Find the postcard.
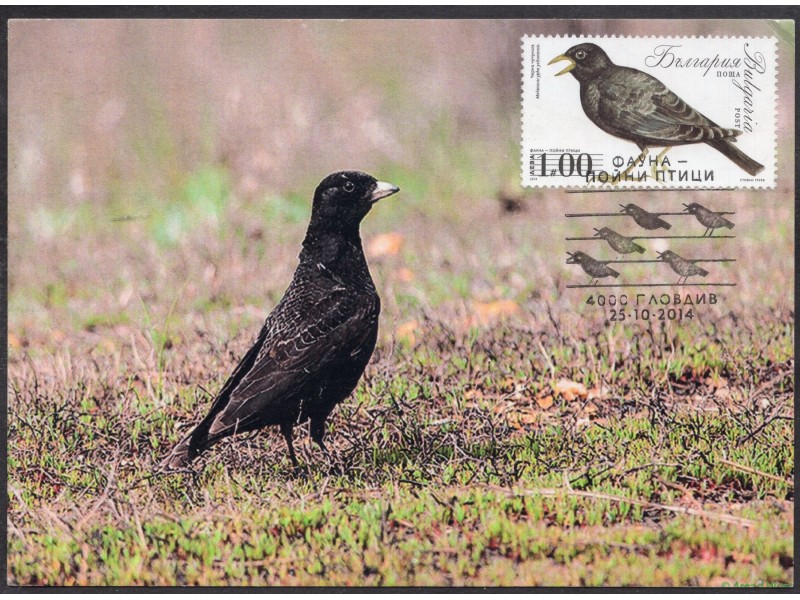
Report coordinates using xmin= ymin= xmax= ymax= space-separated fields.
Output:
xmin=7 ymin=13 xmax=795 ymax=589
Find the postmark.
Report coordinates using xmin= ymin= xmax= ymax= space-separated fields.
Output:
xmin=521 ymin=36 xmax=777 ymax=188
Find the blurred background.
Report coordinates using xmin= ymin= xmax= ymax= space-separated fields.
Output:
xmin=8 ymin=19 xmax=795 ymax=349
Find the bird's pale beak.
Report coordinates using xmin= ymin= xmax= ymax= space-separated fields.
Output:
xmin=370 ymin=181 xmax=400 ymax=204
xmin=548 ymin=54 xmax=576 ymax=76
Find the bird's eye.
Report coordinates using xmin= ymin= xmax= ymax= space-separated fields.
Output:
xmin=343 ymin=181 xmax=355 ymax=193
xmin=575 ymin=50 xmax=586 ymax=60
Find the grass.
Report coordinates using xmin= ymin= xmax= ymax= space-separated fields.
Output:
xmin=7 ymin=19 xmax=795 ymax=587
xmin=8 ymin=287 xmax=794 ymax=586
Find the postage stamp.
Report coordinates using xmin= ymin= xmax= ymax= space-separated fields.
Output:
xmin=521 ymin=36 xmax=778 ymax=188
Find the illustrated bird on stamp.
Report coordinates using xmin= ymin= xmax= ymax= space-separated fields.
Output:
xmin=522 ymin=36 xmax=777 ymax=189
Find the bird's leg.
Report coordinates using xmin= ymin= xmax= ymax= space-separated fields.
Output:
xmin=706 ymin=227 xmax=713 ymax=237
xmin=613 ymin=146 xmax=648 ymax=185
xmin=311 ymin=418 xmax=338 ymax=474
xmin=650 ymin=147 xmax=672 ymax=182
xmin=310 ymin=419 xmax=330 ymax=455
xmin=280 ymin=422 xmax=299 ymax=468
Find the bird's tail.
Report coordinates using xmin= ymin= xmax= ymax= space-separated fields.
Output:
xmin=609 ymin=266 xmax=620 ymax=278
xmin=722 ymin=218 xmax=735 ymax=229
xmin=158 ymin=433 xmax=194 ymax=471
xmin=158 ymin=427 xmax=210 ymax=472
xmin=633 ymin=243 xmax=645 ymax=254
xmin=707 ymin=138 xmax=764 ymax=177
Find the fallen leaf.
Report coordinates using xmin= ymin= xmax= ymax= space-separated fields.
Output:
xmin=505 ymin=411 xmax=522 ymax=430
xmin=695 ymin=543 xmax=719 ymax=563
xmin=705 ymin=376 xmax=728 ymax=389
xmin=464 ymin=388 xmax=482 ymax=401
xmin=367 ymin=232 xmax=404 ymax=258
xmin=500 ymin=377 xmax=516 ymax=391
xmin=394 ymin=267 xmax=415 ymax=282
xmin=714 ymin=387 xmax=731 ymax=400
xmin=730 ymin=551 xmax=755 ymax=564
xmin=587 ymin=385 xmax=610 ymax=401
xmin=96 ymin=338 xmax=117 ymax=354
xmin=8 ymin=333 xmax=21 ymax=349
xmin=536 ymin=395 xmax=554 ymax=409
xmin=396 ymin=320 xmax=419 ymax=346
xmin=491 ymin=402 xmax=506 ymax=413
xmin=118 ymin=285 xmax=134 ymax=308
xmin=553 ymin=379 xmax=587 ymax=401
xmin=473 ymin=299 xmax=520 ymax=325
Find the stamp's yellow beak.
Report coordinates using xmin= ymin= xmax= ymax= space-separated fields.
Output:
xmin=548 ymin=54 xmax=576 ymax=76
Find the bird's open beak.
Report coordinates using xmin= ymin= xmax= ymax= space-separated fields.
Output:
xmin=566 ymin=252 xmax=575 ymax=264
xmin=656 ymin=252 xmax=664 ymax=260
xmin=682 ymin=203 xmax=691 ymax=212
xmin=370 ymin=181 xmax=400 ymax=204
xmin=619 ymin=204 xmax=627 ymax=212
xmin=592 ymin=228 xmax=601 ymax=237
xmin=548 ymin=54 xmax=576 ymax=76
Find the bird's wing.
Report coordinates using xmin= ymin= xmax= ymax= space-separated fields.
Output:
xmin=598 ymin=68 xmax=737 ymax=143
xmin=189 ymin=282 xmax=378 ymax=448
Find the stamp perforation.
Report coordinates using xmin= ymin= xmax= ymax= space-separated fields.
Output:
xmin=521 ymin=34 xmax=779 ymax=190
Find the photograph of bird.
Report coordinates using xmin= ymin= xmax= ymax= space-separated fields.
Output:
xmin=593 ymin=227 xmax=645 ymax=256
xmin=620 ymin=203 xmax=672 ymax=231
xmin=683 ymin=202 xmax=735 ymax=237
xmin=567 ymin=251 xmax=620 ymax=285
xmin=657 ymin=250 xmax=709 ymax=284
xmin=549 ymin=43 xmax=764 ymax=178
xmin=162 ymin=171 xmax=400 ymax=470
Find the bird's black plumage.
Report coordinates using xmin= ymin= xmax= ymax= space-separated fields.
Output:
xmin=163 ymin=171 xmax=400 ymax=470
xmin=593 ymin=227 xmax=645 ymax=254
xmin=657 ymin=250 xmax=709 ymax=284
xmin=550 ymin=43 xmax=764 ymax=177
xmin=683 ymin=202 xmax=735 ymax=236
xmin=567 ymin=251 xmax=619 ymax=284
xmin=620 ymin=203 xmax=672 ymax=231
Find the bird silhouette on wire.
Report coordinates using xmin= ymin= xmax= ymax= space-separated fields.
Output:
xmin=567 ymin=251 xmax=620 ymax=285
xmin=162 ymin=171 xmax=400 ymax=471
xmin=620 ymin=203 xmax=672 ymax=231
xmin=594 ymin=227 xmax=645 ymax=256
xmin=683 ymin=202 xmax=735 ymax=237
xmin=657 ymin=250 xmax=709 ymax=284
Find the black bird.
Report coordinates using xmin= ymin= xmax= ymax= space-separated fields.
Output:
xmin=683 ymin=202 xmax=735 ymax=237
xmin=549 ymin=43 xmax=764 ymax=177
xmin=620 ymin=203 xmax=672 ymax=231
xmin=567 ymin=251 xmax=620 ymax=285
xmin=657 ymin=250 xmax=709 ymax=284
xmin=163 ymin=171 xmax=400 ymax=469
xmin=593 ymin=227 xmax=645 ymax=255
